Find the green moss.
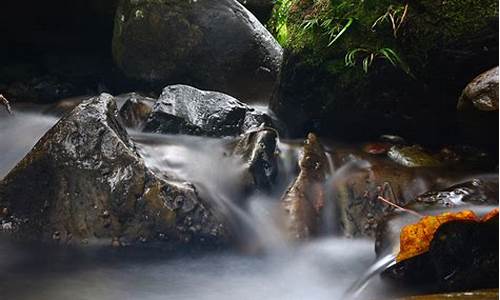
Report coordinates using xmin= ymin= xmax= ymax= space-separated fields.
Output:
xmin=270 ymin=0 xmax=498 ymax=76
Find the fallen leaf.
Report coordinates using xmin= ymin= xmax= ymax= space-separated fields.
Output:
xmin=397 ymin=208 xmax=498 ymax=262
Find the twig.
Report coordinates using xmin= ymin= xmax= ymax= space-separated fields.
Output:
xmin=0 ymin=94 xmax=13 ymax=114
xmin=377 ymin=195 xmax=424 ymax=218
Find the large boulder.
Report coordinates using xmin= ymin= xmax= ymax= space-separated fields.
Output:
xmin=112 ymin=0 xmax=283 ymax=103
xmin=0 ymin=94 xmax=226 ymax=246
xmin=142 ymin=85 xmax=274 ymax=137
xmin=269 ymin=0 xmax=498 ymax=141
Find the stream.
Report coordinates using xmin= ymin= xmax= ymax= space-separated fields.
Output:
xmin=0 ymin=106 xmax=494 ymax=300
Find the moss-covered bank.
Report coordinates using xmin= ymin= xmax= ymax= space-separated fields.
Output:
xmin=269 ymin=0 xmax=498 ymax=146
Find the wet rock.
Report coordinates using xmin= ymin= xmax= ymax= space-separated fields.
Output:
xmin=380 ymin=135 xmax=406 ymax=145
xmin=231 ymin=128 xmax=279 ymax=193
xmin=142 ymin=85 xmax=274 ymax=137
xmin=237 ymin=0 xmax=274 ymax=23
xmin=117 ymin=92 xmax=155 ymax=129
xmin=362 ymin=142 xmax=392 ymax=155
xmin=282 ymin=133 xmax=330 ymax=239
xmin=411 ymin=178 xmax=499 ymax=210
xmin=381 ymin=213 xmax=498 ymax=293
xmin=388 ymin=146 xmax=442 ymax=168
xmin=112 ymin=0 xmax=282 ymax=103
xmin=332 ymin=160 xmax=429 ymax=238
xmin=0 ymin=93 xmax=226 ymax=245
xmin=458 ymin=67 xmax=499 ymax=112
xmin=375 ymin=176 xmax=499 ymax=256
xmin=0 ymin=94 xmax=13 ymax=115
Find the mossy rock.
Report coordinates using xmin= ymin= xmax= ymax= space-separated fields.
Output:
xmin=112 ymin=0 xmax=283 ymax=103
xmin=269 ymin=0 xmax=498 ymax=143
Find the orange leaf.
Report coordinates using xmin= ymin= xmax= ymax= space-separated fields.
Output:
xmin=396 ymin=209 xmax=498 ymax=262
xmin=481 ymin=208 xmax=499 ymax=222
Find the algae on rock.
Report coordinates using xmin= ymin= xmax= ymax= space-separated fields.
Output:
xmin=269 ymin=0 xmax=499 ymax=141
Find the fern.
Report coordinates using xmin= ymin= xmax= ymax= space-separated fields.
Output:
xmin=345 ymin=47 xmax=413 ymax=76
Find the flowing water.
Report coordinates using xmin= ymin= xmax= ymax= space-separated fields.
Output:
xmin=0 ymin=111 xmax=58 ymax=178
xmin=0 ymin=107 xmax=494 ymax=299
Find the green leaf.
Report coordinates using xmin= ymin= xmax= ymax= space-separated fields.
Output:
xmin=327 ymin=17 xmax=354 ymax=47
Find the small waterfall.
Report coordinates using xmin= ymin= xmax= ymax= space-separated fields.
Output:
xmin=322 ymin=159 xmax=372 ymax=235
xmin=133 ymin=132 xmax=296 ymax=252
xmin=0 ymin=112 xmax=59 ymax=178
xmin=344 ymin=254 xmax=397 ymax=298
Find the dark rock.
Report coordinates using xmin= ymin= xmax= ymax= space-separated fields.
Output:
xmin=5 ymin=76 xmax=81 ymax=104
xmin=282 ymin=133 xmax=330 ymax=239
xmin=381 ymin=214 xmax=499 ymax=293
xmin=237 ymin=0 xmax=275 ymax=23
xmin=142 ymin=85 xmax=274 ymax=137
xmin=457 ymin=67 xmax=499 ymax=150
xmin=117 ymin=92 xmax=155 ymax=128
xmin=0 ymin=93 xmax=226 ymax=246
xmin=1 ymin=1 xmax=117 ymax=55
xmin=458 ymin=67 xmax=499 ymax=112
xmin=112 ymin=0 xmax=282 ymax=103
xmin=231 ymin=128 xmax=279 ymax=193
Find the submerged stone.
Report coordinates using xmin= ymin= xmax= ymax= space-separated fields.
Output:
xmin=399 ymin=289 xmax=498 ymax=300
xmin=388 ymin=146 xmax=442 ymax=168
